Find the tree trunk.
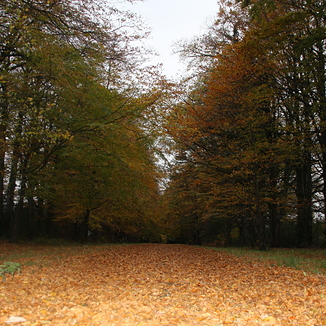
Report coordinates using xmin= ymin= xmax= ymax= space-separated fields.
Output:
xmin=27 ymin=196 xmax=36 ymax=239
xmin=0 ymin=82 xmax=10 ymax=238
xmin=313 ymin=6 xmax=326 ymax=248
xmin=296 ymin=155 xmax=313 ymax=247
xmin=269 ymin=202 xmax=280 ymax=247
xmin=80 ymin=209 xmax=91 ymax=243
xmin=0 ymin=135 xmax=5 ymax=237
xmin=6 ymin=156 xmax=19 ymax=243
xmin=0 ymin=154 xmax=5 ymax=238
xmin=268 ymin=165 xmax=281 ymax=247
xmin=253 ymin=172 xmax=267 ymax=250
xmin=321 ymin=150 xmax=326 ymax=247
xmin=9 ymin=158 xmax=29 ymax=243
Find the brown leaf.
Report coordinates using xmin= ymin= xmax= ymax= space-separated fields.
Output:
xmin=1 ymin=243 xmax=326 ymax=325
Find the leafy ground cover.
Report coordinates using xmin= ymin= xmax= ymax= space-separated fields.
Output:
xmin=212 ymin=247 xmax=326 ymax=275
xmin=0 ymin=243 xmax=326 ymax=325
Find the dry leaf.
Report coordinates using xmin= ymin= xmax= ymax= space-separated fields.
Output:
xmin=1 ymin=243 xmax=326 ymax=326
xmin=5 ymin=316 xmax=27 ymax=324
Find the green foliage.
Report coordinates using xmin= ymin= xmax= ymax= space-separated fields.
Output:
xmin=210 ymin=247 xmax=326 ymax=275
xmin=0 ymin=0 xmax=162 ymax=243
xmin=0 ymin=262 xmax=21 ymax=278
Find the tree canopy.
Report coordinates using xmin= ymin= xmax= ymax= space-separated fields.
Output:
xmin=0 ymin=0 xmax=164 ymax=243
xmin=1 ymin=0 xmax=325 ymax=248
xmin=161 ymin=0 xmax=326 ymax=248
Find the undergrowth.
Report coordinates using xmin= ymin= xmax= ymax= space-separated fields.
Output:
xmin=210 ymin=247 xmax=326 ymax=275
xmin=0 ymin=262 xmax=21 ymax=280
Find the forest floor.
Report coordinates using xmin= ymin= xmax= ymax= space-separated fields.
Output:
xmin=0 ymin=243 xmax=326 ymax=326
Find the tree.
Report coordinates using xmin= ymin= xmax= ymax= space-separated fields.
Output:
xmin=239 ymin=0 xmax=326 ymax=246
xmin=50 ymin=91 xmax=160 ymax=243
xmin=175 ymin=0 xmax=248 ymax=76
xmin=0 ymin=0 xmax=161 ymax=242
xmin=164 ymin=0 xmax=326 ymax=248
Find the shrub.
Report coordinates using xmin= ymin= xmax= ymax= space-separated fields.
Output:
xmin=0 ymin=262 xmax=21 ymax=280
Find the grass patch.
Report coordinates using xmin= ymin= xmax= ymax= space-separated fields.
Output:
xmin=207 ymin=247 xmax=326 ymax=275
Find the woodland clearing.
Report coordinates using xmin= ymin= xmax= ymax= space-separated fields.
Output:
xmin=0 ymin=243 xmax=326 ymax=326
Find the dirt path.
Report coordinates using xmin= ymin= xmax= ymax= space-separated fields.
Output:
xmin=0 ymin=243 xmax=325 ymax=325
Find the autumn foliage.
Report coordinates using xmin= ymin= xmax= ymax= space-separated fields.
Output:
xmin=161 ymin=0 xmax=326 ymax=248
xmin=0 ymin=0 xmax=162 ymax=243
xmin=1 ymin=0 xmax=326 ymax=248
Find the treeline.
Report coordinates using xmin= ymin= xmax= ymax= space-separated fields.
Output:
xmin=0 ymin=0 xmax=163 ymax=243
xmin=161 ymin=0 xmax=326 ymax=249
xmin=2 ymin=0 xmax=325 ymax=249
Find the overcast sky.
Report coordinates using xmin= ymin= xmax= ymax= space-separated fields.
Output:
xmin=120 ymin=0 xmax=219 ymax=79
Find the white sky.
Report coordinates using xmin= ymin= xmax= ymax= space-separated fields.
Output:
xmin=120 ymin=0 xmax=219 ymax=79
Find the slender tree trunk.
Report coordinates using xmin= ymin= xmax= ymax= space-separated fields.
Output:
xmin=6 ymin=111 xmax=24 ymax=242
xmin=314 ymin=7 xmax=326 ymax=248
xmin=80 ymin=209 xmax=90 ymax=243
xmin=255 ymin=205 xmax=266 ymax=250
xmin=11 ymin=181 xmax=26 ymax=243
xmin=295 ymin=153 xmax=313 ymax=247
xmin=37 ymin=198 xmax=45 ymax=236
xmin=0 ymin=82 xmax=9 ymax=237
xmin=27 ymin=196 xmax=36 ymax=239
xmin=6 ymin=155 xmax=19 ymax=243
xmin=319 ymin=141 xmax=326 ymax=247
xmin=0 ymin=138 xmax=5 ymax=237
xmin=268 ymin=165 xmax=280 ymax=247
xmin=321 ymin=150 xmax=326 ymax=247
xmin=269 ymin=201 xmax=280 ymax=247
xmin=9 ymin=156 xmax=29 ymax=243
xmin=237 ymin=214 xmax=246 ymax=246
xmin=314 ymin=39 xmax=326 ymax=246
xmin=253 ymin=171 xmax=267 ymax=250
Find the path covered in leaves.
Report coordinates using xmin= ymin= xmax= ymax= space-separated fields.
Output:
xmin=0 ymin=243 xmax=326 ymax=325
